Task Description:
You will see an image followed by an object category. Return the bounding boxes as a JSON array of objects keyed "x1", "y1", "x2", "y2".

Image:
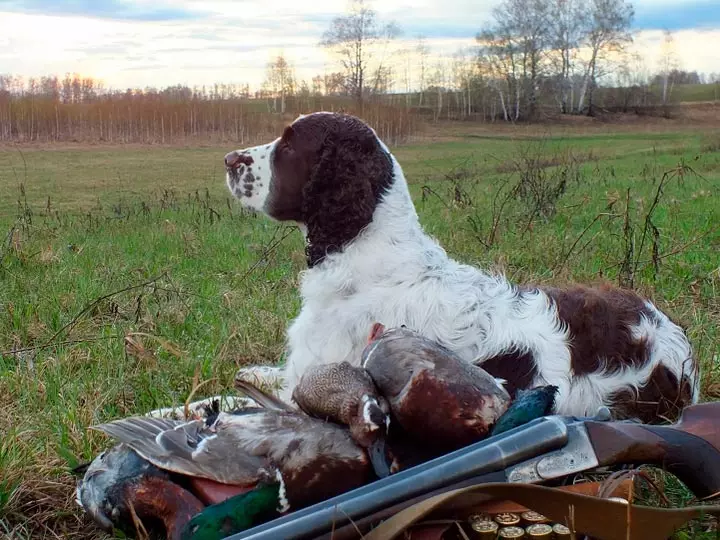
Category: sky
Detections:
[{"x1": 0, "y1": 0, "x2": 718, "y2": 92}]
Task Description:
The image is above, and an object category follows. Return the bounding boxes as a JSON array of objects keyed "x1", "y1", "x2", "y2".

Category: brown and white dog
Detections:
[{"x1": 222, "y1": 111, "x2": 698, "y2": 424}]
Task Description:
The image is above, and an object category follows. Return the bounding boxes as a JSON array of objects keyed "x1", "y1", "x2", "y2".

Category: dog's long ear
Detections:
[{"x1": 301, "y1": 131, "x2": 391, "y2": 267}]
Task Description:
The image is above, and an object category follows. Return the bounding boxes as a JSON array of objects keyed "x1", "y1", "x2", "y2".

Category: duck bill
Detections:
[{"x1": 368, "y1": 437, "x2": 392, "y2": 479}]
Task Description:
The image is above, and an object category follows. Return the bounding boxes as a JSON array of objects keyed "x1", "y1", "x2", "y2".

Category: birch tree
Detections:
[
  {"x1": 475, "y1": 0, "x2": 551, "y2": 121},
  {"x1": 659, "y1": 29, "x2": 679, "y2": 105},
  {"x1": 416, "y1": 36, "x2": 430, "y2": 106},
  {"x1": 320, "y1": 0, "x2": 400, "y2": 110},
  {"x1": 264, "y1": 54, "x2": 296, "y2": 113},
  {"x1": 575, "y1": 0, "x2": 634, "y2": 115},
  {"x1": 549, "y1": 0, "x2": 588, "y2": 113}
]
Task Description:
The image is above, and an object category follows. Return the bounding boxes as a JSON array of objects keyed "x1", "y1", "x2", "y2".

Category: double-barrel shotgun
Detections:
[{"x1": 225, "y1": 401, "x2": 720, "y2": 540}]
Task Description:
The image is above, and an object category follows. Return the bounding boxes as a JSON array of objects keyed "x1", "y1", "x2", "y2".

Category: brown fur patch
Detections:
[
  {"x1": 264, "y1": 113, "x2": 394, "y2": 267},
  {"x1": 542, "y1": 284, "x2": 654, "y2": 375},
  {"x1": 478, "y1": 351, "x2": 538, "y2": 399},
  {"x1": 608, "y1": 364, "x2": 695, "y2": 424}
]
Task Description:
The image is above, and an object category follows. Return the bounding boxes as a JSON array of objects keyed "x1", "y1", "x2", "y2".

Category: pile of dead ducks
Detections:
[{"x1": 75, "y1": 323, "x2": 559, "y2": 540}]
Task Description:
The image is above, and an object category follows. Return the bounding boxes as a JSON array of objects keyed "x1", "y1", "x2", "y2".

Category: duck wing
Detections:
[
  {"x1": 233, "y1": 379, "x2": 295, "y2": 411},
  {"x1": 92, "y1": 410, "x2": 369, "y2": 489},
  {"x1": 91, "y1": 414, "x2": 267, "y2": 486}
]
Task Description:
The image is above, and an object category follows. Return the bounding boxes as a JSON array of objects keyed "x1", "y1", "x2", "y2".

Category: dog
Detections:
[{"x1": 221, "y1": 111, "x2": 698, "y2": 424}]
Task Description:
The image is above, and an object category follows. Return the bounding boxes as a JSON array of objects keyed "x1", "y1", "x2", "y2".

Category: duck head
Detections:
[
  {"x1": 349, "y1": 392, "x2": 392, "y2": 477},
  {"x1": 75, "y1": 443, "x2": 204, "y2": 538},
  {"x1": 291, "y1": 361, "x2": 393, "y2": 478}
]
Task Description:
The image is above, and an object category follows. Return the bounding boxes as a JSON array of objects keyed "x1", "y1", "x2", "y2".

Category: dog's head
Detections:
[{"x1": 224, "y1": 112, "x2": 395, "y2": 266}]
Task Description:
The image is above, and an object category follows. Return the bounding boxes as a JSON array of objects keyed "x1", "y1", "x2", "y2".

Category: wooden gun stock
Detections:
[{"x1": 585, "y1": 401, "x2": 720, "y2": 498}]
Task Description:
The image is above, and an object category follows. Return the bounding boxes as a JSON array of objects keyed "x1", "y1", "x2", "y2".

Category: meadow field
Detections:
[{"x1": 1, "y1": 111, "x2": 719, "y2": 538}]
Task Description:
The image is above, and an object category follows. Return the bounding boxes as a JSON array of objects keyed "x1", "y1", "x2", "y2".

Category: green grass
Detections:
[
  {"x1": 670, "y1": 83, "x2": 720, "y2": 103},
  {"x1": 0, "y1": 124, "x2": 719, "y2": 538}
]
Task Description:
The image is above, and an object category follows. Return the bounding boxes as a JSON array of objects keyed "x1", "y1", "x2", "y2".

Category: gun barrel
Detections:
[{"x1": 227, "y1": 416, "x2": 569, "y2": 540}]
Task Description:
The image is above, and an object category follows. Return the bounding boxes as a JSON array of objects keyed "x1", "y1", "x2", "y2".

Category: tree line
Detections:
[{"x1": 1, "y1": 0, "x2": 718, "y2": 143}]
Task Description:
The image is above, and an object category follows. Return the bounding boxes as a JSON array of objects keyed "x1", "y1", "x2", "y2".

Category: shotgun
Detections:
[{"x1": 225, "y1": 401, "x2": 720, "y2": 540}]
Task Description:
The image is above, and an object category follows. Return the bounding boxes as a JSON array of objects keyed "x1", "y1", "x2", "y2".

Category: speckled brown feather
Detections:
[
  {"x1": 291, "y1": 361, "x2": 390, "y2": 448},
  {"x1": 361, "y1": 326, "x2": 512, "y2": 451}
]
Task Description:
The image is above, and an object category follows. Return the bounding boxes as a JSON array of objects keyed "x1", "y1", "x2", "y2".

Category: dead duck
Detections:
[
  {"x1": 361, "y1": 323, "x2": 512, "y2": 452},
  {"x1": 289, "y1": 361, "x2": 392, "y2": 478},
  {"x1": 233, "y1": 361, "x2": 393, "y2": 478},
  {"x1": 76, "y1": 405, "x2": 380, "y2": 540}
]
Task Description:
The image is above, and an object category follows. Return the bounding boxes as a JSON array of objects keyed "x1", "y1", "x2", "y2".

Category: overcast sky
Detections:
[{"x1": 0, "y1": 0, "x2": 718, "y2": 91}]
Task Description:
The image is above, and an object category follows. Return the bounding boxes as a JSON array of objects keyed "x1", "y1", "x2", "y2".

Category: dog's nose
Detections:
[
  {"x1": 225, "y1": 151, "x2": 254, "y2": 169},
  {"x1": 225, "y1": 151, "x2": 241, "y2": 168}
]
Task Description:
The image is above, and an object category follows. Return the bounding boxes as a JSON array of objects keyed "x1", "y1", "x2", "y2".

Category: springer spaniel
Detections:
[{"x1": 222, "y1": 111, "x2": 699, "y2": 424}]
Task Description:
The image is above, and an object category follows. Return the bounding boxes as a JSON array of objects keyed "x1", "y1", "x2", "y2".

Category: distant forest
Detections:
[{"x1": 1, "y1": 0, "x2": 718, "y2": 143}]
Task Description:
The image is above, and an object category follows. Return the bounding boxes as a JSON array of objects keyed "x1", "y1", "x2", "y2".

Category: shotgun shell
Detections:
[
  {"x1": 552, "y1": 523, "x2": 572, "y2": 539},
  {"x1": 494, "y1": 513, "x2": 521, "y2": 527},
  {"x1": 525, "y1": 524, "x2": 553, "y2": 538},
  {"x1": 498, "y1": 526, "x2": 526, "y2": 538},
  {"x1": 521, "y1": 511, "x2": 550, "y2": 525},
  {"x1": 470, "y1": 519, "x2": 499, "y2": 539},
  {"x1": 468, "y1": 513, "x2": 493, "y2": 524}
]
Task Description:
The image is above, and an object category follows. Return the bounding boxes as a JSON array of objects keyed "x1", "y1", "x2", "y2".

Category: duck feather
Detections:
[{"x1": 91, "y1": 410, "x2": 367, "y2": 488}]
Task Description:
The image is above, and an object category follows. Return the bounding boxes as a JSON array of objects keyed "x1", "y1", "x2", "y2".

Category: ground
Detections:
[{"x1": 0, "y1": 112, "x2": 719, "y2": 538}]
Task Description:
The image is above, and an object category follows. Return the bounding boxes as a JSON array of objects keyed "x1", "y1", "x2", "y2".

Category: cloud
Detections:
[
  {"x1": 632, "y1": 28, "x2": 720, "y2": 75},
  {"x1": 0, "y1": 0, "x2": 719, "y2": 92},
  {"x1": 0, "y1": 0, "x2": 204, "y2": 21}
]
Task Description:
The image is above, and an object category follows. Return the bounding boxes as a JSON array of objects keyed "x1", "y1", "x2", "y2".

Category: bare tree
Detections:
[
  {"x1": 320, "y1": 0, "x2": 400, "y2": 110},
  {"x1": 614, "y1": 49, "x2": 649, "y2": 111},
  {"x1": 415, "y1": 35, "x2": 430, "y2": 106},
  {"x1": 264, "y1": 53, "x2": 296, "y2": 113},
  {"x1": 451, "y1": 48, "x2": 479, "y2": 118},
  {"x1": 659, "y1": 29, "x2": 680, "y2": 105},
  {"x1": 575, "y1": 0, "x2": 634, "y2": 115},
  {"x1": 477, "y1": 29, "x2": 520, "y2": 122},
  {"x1": 399, "y1": 46, "x2": 414, "y2": 106},
  {"x1": 549, "y1": 0, "x2": 588, "y2": 113},
  {"x1": 504, "y1": 0, "x2": 551, "y2": 119},
  {"x1": 475, "y1": 0, "x2": 551, "y2": 121},
  {"x1": 311, "y1": 75, "x2": 325, "y2": 96},
  {"x1": 428, "y1": 59, "x2": 450, "y2": 122}
]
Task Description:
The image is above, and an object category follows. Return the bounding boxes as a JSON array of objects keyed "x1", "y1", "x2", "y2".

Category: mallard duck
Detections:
[
  {"x1": 361, "y1": 323, "x2": 512, "y2": 452},
  {"x1": 77, "y1": 405, "x2": 380, "y2": 540},
  {"x1": 75, "y1": 442, "x2": 206, "y2": 539}
]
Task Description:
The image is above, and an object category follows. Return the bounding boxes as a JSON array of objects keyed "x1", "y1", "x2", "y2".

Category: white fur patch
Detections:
[{"x1": 225, "y1": 139, "x2": 277, "y2": 212}]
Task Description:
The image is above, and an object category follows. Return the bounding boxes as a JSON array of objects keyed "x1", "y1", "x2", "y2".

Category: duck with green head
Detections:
[{"x1": 76, "y1": 396, "x2": 385, "y2": 540}]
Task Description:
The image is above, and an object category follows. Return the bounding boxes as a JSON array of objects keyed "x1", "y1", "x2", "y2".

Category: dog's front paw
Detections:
[
  {"x1": 144, "y1": 395, "x2": 258, "y2": 420},
  {"x1": 234, "y1": 365, "x2": 286, "y2": 396}
]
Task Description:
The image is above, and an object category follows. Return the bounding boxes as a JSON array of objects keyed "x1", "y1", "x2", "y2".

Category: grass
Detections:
[{"x1": 1, "y1": 121, "x2": 719, "y2": 538}]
